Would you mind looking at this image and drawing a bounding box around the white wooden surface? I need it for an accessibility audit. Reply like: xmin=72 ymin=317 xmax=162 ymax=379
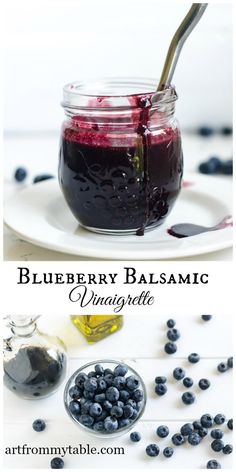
xmin=3 ymin=132 xmax=233 ymax=261
xmin=3 ymin=315 xmax=233 ymax=469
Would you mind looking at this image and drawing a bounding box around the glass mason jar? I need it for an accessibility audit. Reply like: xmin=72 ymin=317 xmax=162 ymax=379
xmin=59 ymin=78 xmax=183 ymax=235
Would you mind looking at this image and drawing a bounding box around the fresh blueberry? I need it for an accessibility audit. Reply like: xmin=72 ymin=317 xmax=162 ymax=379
xmin=110 ymin=405 xmax=123 ymax=418
xmin=104 ymin=374 xmax=114 ymax=386
xmin=127 ymin=399 xmax=137 ymax=409
xmin=156 ymin=425 xmax=169 ymax=438
xmin=198 ymin=162 xmax=214 ymax=175
xmin=180 ymin=423 xmax=194 ymax=436
xmin=183 ymin=377 xmax=193 ymax=388
xmin=132 ymin=389 xmax=144 ymax=402
xmin=106 ymin=386 xmax=119 ymax=402
xmin=123 ymin=405 xmax=134 ymax=419
xmin=214 ymin=414 xmax=226 ymax=425
xmin=84 ymin=378 xmax=97 ymax=392
xmin=222 ymin=444 xmax=233 ymax=455
xmin=89 ymin=403 xmax=102 ymax=417
xmin=119 ymin=418 xmax=130 ymax=428
xmin=155 ymin=384 xmax=167 ymax=396
xmin=167 ymin=328 xmax=180 ymax=342
xmin=146 ymin=444 xmax=160 ymax=457
xmin=130 ymin=409 xmax=139 ymax=420
xmin=163 ymin=447 xmax=174 ymax=458
xmin=119 ymin=390 xmax=130 ymax=402
xmin=79 ymin=414 xmax=94 ymax=427
xmin=172 ymin=433 xmax=185 ymax=446
xmin=14 ymin=167 xmax=27 ymax=182
xmin=33 ymin=174 xmax=54 ymax=184
xmin=227 ymin=418 xmax=233 ymax=430
xmin=221 ymin=126 xmax=232 ymax=135
xmin=130 ymin=431 xmax=141 ymax=442
xmin=88 ymin=371 xmax=97 ymax=378
xmin=104 ymin=368 xmax=113 ymax=376
xmin=75 ymin=372 xmax=87 ymax=388
xmin=207 ymin=460 xmax=221 ymax=469
xmin=94 ymin=393 xmax=106 ymax=403
xmin=113 ymin=376 xmax=126 ymax=390
xmin=201 ymin=315 xmax=212 ymax=321
xmin=155 ymin=376 xmax=167 ymax=384
xmin=193 ymin=420 xmax=202 ymax=430
xmin=104 ymin=416 xmax=118 ymax=432
xmin=32 ymin=419 xmax=46 ymax=432
xmin=164 ymin=342 xmax=177 ymax=355
xmin=173 ymin=367 xmax=185 ymax=380
xmin=114 ymin=364 xmax=128 ymax=377
xmin=201 ymin=414 xmax=214 ymax=428
xmin=69 ymin=385 xmax=82 ymax=400
xmin=227 ymin=357 xmax=233 ymax=368
xmin=211 ymin=439 xmax=224 ymax=452
xmin=51 ymin=457 xmax=64 ymax=469
xmin=116 ymin=400 xmax=124 ymax=409
xmin=167 ymin=319 xmax=176 ymax=328
xmin=188 ymin=432 xmax=201 ymax=445
xmin=94 ymin=364 xmax=104 ymax=375
xmin=126 ymin=375 xmax=140 ymax=391
xmin=93 ymin=421 xmax=105 ymax=432
xmin=182 ymin=392 xmax=195 ymax=405
xmin=199 ymin=378 xmax=210 ymax=390
xmin=198 ymin=427 xmax=208 ymax=438
xmin=197 ymin=126 xmax=214 ymax=137
xmin=217 ymin=362 xmax=228 ymax=373
xmin=69 ymin=400 xmax=81 ymax=415
xmin=208 ymin=157 xmax=222 ymax=172
xmin=96 ymin=410 xmax=108 ymax=422
xmin=188 ymin=353 xmax=200 ymax=364
xmin=81 ymin=400 xmax=93 ymax=414
xmin=97 ymin=378 xmax=107 ymax=392
xmin=211 ymin=429 xmax=224 ymax=440
xmin=83 ymin=390 xmax=95 ymax=400
xmin=221 ymin=159 xmax=233 ymax=175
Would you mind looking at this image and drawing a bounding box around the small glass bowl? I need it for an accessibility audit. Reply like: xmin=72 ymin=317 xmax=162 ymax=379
xmin=64 ymin=359 xmax=147 ymax=438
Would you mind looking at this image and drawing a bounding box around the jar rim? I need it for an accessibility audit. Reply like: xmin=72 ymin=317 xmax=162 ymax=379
xmin=62 ymin=77 xmax=177 ymax=110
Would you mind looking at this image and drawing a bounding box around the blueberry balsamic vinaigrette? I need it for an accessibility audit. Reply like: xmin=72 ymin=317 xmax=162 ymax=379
xmin=59 ymin=80 xmax=183 ymax=235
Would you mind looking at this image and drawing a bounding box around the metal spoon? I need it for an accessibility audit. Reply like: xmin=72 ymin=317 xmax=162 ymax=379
xmin=157 ymin=3 xmax=208 ymax=91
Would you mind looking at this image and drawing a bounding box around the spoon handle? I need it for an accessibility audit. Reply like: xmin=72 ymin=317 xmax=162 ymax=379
xmin=157 ymin=3 xmax=208 ymax=91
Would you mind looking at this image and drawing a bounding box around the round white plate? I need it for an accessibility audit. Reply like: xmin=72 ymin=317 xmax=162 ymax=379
xmin=4 ymin=174 xmax=233 ymax=260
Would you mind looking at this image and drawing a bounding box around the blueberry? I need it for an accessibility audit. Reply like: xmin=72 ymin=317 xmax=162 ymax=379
xmin=130 ymin=431 xmax=141 ymax=442
xmin=32 ymin=419 xmax=46 ymax=432
xmin=33 ymin=174 xmax=54 ymax=184
xmin=96 ymin=411 xmax=108 ymax=422
xmin=188 ymin=432 xmax=201 ymax=445
xmin=167 ymin=319 xmax=176 ymax=328
xmin=164 ymin=342 xmax=177 ymax=355
xmin=221 ymin=159 xmax=233 ymax=175
xmin=156 ymin=425 xmax=169 ymax=438
xmin=221 ymin=126 xmax=232 ymax=135
xmin=104 ymin=368 xmax=113 ymax=375
xmin=163 ymin=447 xmax=174 ymax=458
xmin=69 ymin=400 xmax=81 ymax=415
xmin=198 ymin=162 xmax=214 ymax=175
xmin=95 ymin=364 xmax=104 ymax=375
xmin=84 ymin=377 xmax=97 ymax=392
xmin=214 ymin=414 xmax=226 ymax=425
xmin=201 ymin=315 xmax=212 ymax=321
xmin=97 ymin=378 xmax=107 ymax=392
xmin=172 ymin=433 xmax=185 ymax=446
xmin=89 ymin=403 xmax=102 ymax=417
xmin=197 ymin=126 xmax=214 ymax=137
xmin=155 ymin=376 xmax=167 ymax=384
xmin=227 ymin=357 xmax=233 ymax=368
xmin=217 ymin=362 xmax=228 ymax=373
xmin=182 ymin=392 xmax=195 ymax=405
xmin=127 ymin=399 xmax=137 ymax=409
xmin=14 ymin=167 xmax=27 ymax=182
xmin=126 ymin=375 xmax=140 ymax=391
xmin=104 ymin=416 xmax=118 ymax=432
xmin=123 ymin=405 xmax=134 ymax=419
xmin=208 ymin=157 xmax=222 ymax=172
xmin=106 ymin=386 xmax=119 ymax=402
xmin=132 ymin=389 xmax=144 ymax=402
xmin=211 ymin=429 xmax=224 ymax=440
xmin=69 ymin=385 xmax=82 ymax=399
xmin=51 ymin=457 xmax=64 ymax=469
xmin=201 ymin=414 xmax=214 ymax=428
xmin=79 ymin=414 xmax=94 ymax=427
xmin=227 ymin=418 xmax=233 ymax=430
xmin=114 ymin=364 xmax=128 ymax=377
xmin=88 ymin=371 xmax=97 ymax=378
xmin=211 ymin=439 xmax=224 ymax=452
xmin=155 ymin=384 xmax=167 ymax=396
xmin=81 ymin=400 xmax=92 ymax=414
xmin=180 ymin=423 xmax=194 ymax=436
xmin=110 ymin=405 xmax=123 ymax=418
xmin=83 ymin=390 xmax=95 ymax=400
xmin=116 ymin=400 xmax=124 ymax=409
xmin=223 ymin=444 xmax=233 ymax=455
xmin=207 ymin=460 xmax=221 ymax=469
xmin=188 ymin=353 xmax=200 ymax=363
xmin=130 ymin=409 xmax=139 ymax=420
xmin=183 ymin=377 xmax=193 ymax=388
xmin=119 ymin=390 xmax=130 ymax=402
xmin=113 ymin=376 xmax=126 ymax=390
xmin=119 ymin=418 xmax=130 ymax=428
xmin=75 ymin=372 xmax=88 ymax=388
xmin=104 ymin=374 xmax=114 ymax=386
xmin=199 ymin=378 xmax=210 ymax=390
xmin=93 ymin=421 xmax=105 ymax=431
xmin=173 ymin=367 xmax=185 ymax=380
xmin=198 ymin=427 xmax=208 ymax=438
xmin=167 ymin=328 xmax=180 ymax=342
xmin=193 ymin=420 xmax=202 ymax=430
xmin=94 ymin=393 xmax=106 ymax=403
xmin=146 ymin=444 xmax=160 ymax=457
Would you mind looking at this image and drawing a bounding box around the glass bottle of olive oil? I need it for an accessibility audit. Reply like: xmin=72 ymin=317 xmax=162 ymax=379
xmin=70 ymin=315 xmax=123 ymax=343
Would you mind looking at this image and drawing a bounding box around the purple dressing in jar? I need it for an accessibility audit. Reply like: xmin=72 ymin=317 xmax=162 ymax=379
xmin=59 ymin=78 xmax=183 ymax=235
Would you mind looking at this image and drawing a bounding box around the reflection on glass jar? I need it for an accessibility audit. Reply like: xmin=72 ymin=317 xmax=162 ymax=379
xmin=70 ymin=315 xmax=124 ymax=343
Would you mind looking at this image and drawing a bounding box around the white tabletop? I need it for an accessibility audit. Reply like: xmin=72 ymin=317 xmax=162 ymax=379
xmin=3 ymin=315 xmax=233 ymax=469
xmin=4 ymin=131 xmax=233 ymax=261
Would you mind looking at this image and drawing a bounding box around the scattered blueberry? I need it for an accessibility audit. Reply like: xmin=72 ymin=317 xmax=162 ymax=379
xmin=188 ymin=353 xmax=200 ymax=364
xmin=222 ymin=444 xmax=233 ymax=455
xmin=104 ymin=416 xmax=118 ymax=432
xmin=167 ymin=328 xmax=180 ymax=342
xmin=221 ymin=126 xmax=232 ymax=135
xmin=201 ymin=315 xmax=212 ymax=321
xmin=172 ymin=433 xmax=185 ymax=446
xmin=199 ymin=378 xmax=210 ymax=390
xmin=182 ymin=392 xmax=195 ymax=405
xmin=183 ymin=377 xmax=193 ymax=388
xmin=14 ymin=167 xmax=27 ymax=182
xmin=193 ymin=420 xmax=202 ymax=431
xmin=198 ymin=427 xmax=208 ymax=438
xmin=180 ymin=423 xmax=194 ymax=436
xmin=211 ymin=429 xmax=224 ymax=440
xmin=146 ymin=444 xmax=160 ymax=457
xmin=156 ymin=425 xmax=169 ymax=438
xmin=155 ymin=376 xmax=167 ymax=384
xmin=211 ymin=439 xmax=224 ymax=452
xmin=173 ymin=367 xmax=185 ymax=380
xmin=201 ymin=414 xmax=214 ymax=428
xmin=163 ymin=447 xmax=174 ymax=458
xmin=227 ymin=418 xmax=233 ymax=430
xmin=214 ymin=414 xmax=226 ymax=425
xmin=130 ymin=431 xmax=141 ymax=442
xmin=51 ymin=457 xmax=64 ymax=469
xmin=32 ymin=419 xmax=46 ymax=432
xmin=155 ymin=384 xmax=167 ymax=396
xmin=227 ymin=357 xmax=233 ymax=368
xmin=188 ymin=432 xmax=201 ymax=445
xmin=217 ymin=362 xmax=228 ymax=373
xmin=197 ymin=126 xmax=214 ymax=137
xmin=164 ymin=342 xmax=177 ymax=355
xmin=166 ymin=319 xmax=176 ymax=328
xmin=33 ymin=174 xmax=54 ymax=184
xmin=207 ymin=459 xmax=221 ymax=469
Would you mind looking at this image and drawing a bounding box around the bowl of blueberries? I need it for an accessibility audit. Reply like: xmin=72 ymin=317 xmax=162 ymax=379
xmin=64 ymin=360 xmax=146 ymax=438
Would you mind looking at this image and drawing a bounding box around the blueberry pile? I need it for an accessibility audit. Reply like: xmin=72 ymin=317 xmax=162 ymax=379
xmin=14 ymin=167 xmax=54 ymax=184
xmin=67 ymin=363 xmax=144 ymax=433
xmin=198 ymin=157 xmax=233 ymax=176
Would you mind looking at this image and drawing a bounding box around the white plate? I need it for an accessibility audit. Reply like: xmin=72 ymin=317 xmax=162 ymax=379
xmin=4 ymin=174 xmax=233 ymax=260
